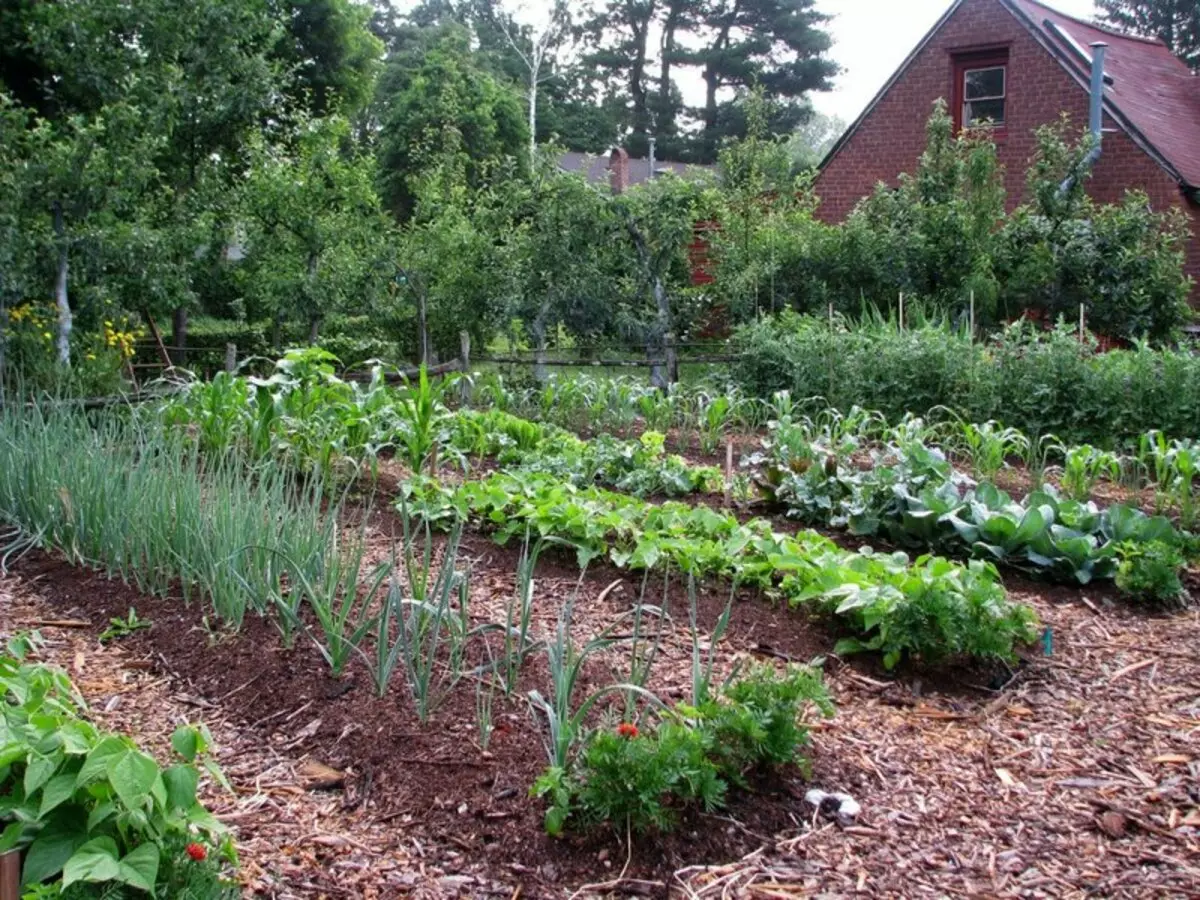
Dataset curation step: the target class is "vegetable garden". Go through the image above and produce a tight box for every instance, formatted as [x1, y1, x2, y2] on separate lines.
[0, 352, 1197, 897]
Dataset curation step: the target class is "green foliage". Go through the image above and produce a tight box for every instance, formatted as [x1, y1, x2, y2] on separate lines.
[0, 404, 334, 632]
[717, 104, 1191, 343]
[1096, 0, 1200, 70]
[533, 664, 833, 836]
[1114, 540, 1189, 608]
[376, 29, 527, 221]
[759, 412, 1188, 586]
[732, 313, 1200, 447]
[0, 645, 233, 896]
[404, 469, 1040, 667]
[97, 610, 150, 645]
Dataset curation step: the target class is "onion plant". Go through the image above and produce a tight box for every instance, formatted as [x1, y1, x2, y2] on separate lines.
[528, 575, 663, 771]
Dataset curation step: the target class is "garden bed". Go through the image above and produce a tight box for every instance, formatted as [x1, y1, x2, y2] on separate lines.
[2, 525, 1197, 897]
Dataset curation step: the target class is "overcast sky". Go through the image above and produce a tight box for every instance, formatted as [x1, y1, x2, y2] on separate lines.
[812, 0, 1100, 120]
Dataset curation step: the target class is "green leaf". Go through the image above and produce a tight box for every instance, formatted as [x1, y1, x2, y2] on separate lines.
[76, 736, 127, 788]
[170, 726, 201, 763]
[116, 842, 160, 892]
[107, 749, 160, 808]
[38, 772, 80, 818]
[162, 764, 198, 811]
[22, 809, 89, 885]
[23, 753, 56, 796]
[0, 821, 24, 853]
[62, 836, 121, 887]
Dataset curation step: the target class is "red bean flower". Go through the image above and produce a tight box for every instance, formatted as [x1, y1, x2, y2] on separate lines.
[186, 842, 207, 862]
[616, 722, 639, 739]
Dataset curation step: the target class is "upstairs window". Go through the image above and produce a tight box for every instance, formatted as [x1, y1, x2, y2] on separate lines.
[952, 50, 1009, 132]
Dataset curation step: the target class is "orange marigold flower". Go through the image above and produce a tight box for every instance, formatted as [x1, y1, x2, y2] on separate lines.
[616, 722, 639, 739]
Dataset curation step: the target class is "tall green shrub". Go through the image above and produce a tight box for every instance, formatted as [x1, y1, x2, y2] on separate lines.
[732, 312, 1200, 445]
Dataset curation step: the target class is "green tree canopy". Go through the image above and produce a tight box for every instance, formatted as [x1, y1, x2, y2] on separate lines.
[375, 29, 527, 220]
[1097, 0, 1200, 69]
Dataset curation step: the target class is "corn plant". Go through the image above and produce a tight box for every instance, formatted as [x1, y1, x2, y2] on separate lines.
[697, 394, 732, 456]
[394, 365, 451, 474]
[1058, 445, 1122, 502]
[949, 419, 1030, 481]
[1020, 433, 1064, 490]
[1166, 440, 1200, 529]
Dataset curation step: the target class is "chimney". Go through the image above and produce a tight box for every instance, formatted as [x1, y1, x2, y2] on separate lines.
[608, 147, 630, 194]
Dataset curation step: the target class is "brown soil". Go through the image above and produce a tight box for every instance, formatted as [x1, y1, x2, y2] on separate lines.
[2, 427, 1198, 899]
[2, 533, 838, 898]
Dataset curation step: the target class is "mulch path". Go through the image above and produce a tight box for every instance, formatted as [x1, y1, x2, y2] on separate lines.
[1, 518, 1197, 897]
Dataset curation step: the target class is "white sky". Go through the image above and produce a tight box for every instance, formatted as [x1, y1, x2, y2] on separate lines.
[812, 0, 1099, 120]
[389, 0, 1102, 127]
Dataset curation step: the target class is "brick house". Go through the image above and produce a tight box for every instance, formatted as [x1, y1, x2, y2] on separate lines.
[813, 0, 1200, 301]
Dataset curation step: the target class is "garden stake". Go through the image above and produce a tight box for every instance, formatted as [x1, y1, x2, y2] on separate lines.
[724, 437, 734, 505]
[0, 849, 18, 900]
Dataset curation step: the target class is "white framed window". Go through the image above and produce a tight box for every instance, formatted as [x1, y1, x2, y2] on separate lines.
[962, 65, 1007, 127]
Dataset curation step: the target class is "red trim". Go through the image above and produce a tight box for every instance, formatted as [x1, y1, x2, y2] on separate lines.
[951, 48, 1010, 137]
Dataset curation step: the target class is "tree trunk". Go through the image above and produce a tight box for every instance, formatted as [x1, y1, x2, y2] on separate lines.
[532, 314, 549, 383]
[52, 201, 71, 366]
[628, 0, 656, 152]
[658, 2, 684, 138]
[416, 288, 429, 366]
[528, 63, 539, 166]
[650, 274, 675, 389]
[271, 315, 283, 351]
[308, 315, 322, 344]
[171, 306, 189, 366]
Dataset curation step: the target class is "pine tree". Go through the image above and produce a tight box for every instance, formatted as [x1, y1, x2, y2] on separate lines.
[1096, 0, 1200, 69]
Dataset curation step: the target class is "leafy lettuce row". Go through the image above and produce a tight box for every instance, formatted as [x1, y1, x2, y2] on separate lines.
[402, 471, 1040, 670]
[449, 408, 722, 497]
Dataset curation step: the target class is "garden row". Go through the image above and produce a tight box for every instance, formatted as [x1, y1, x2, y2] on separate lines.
[158, 353, 1197, 600]
[0, 404, 838, 845]
[731, 314, 1200, 447]
[755, 399, 1194, 603]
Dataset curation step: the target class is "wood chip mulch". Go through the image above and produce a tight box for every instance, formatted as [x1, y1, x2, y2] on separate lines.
[1, 560, 1198, 898]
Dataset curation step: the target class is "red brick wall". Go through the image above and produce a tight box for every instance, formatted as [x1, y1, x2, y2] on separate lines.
[813, 0, 1200, 300]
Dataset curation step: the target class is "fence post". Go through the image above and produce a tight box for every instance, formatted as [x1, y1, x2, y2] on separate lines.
[898, 293, 905, 333]
[459, 331, 472, 405]
[1079, 303, 1086, 342]
[224, 343, 237, 374]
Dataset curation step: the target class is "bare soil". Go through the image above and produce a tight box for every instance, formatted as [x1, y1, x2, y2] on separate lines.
[1, 492, 1197, 897]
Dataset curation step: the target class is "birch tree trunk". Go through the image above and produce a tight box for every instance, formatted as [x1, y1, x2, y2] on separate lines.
[52, 201, 71, 366]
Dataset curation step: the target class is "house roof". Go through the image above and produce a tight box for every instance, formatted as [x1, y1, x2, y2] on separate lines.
[557, 151, 711, 188]
[820, 0, 1200, 191]
[1007, 0, 1200, 189]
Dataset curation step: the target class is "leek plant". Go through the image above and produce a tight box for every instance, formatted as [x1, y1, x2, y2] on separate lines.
[0, 404, 331, 631]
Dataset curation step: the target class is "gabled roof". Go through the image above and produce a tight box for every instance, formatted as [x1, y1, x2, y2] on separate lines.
[1008, 0, 1200, 189]
[820, 0, 1200, 190]
[557, 151, 711, 188]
